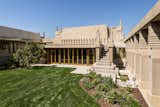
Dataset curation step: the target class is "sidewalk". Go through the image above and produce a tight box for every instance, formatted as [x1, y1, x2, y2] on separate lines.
[32, 64, 91, 74]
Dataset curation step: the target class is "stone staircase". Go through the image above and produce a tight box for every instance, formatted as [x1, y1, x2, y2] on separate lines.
[91, 49, 118, 81]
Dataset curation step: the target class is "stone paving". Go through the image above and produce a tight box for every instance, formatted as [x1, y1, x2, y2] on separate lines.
[32, 64, 91, 74]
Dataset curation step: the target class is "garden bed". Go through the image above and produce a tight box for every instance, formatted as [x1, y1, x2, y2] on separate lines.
[80, 72, 148, 107]
[133, 88, 149, 107]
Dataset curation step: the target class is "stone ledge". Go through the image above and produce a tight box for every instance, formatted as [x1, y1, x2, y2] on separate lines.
[139, 87, 160, 107]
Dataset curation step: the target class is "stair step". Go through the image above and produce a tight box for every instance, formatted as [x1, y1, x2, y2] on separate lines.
[96, 63, 111, 66]
[91, 49, 116, 81]
[100, 59, 110, 61]
[93, 67, 114, 71]
[98, 61, 111, 63]
[93, 69, 115, 73]
[96, 61, 111, 64]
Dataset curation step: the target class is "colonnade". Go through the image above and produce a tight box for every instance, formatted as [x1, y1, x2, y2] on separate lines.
[46, 48, 96, 65]
[125, 22, 160, 107]
[0, 40, 24, 56]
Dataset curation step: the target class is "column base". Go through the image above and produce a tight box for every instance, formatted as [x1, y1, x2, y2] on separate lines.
[139, 80, 151, 89]
[152, 89, 160, 96]
[147, 90, 160, 107]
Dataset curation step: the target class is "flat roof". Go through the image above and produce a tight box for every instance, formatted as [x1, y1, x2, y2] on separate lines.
[0, 26, 41, 42]
[125, 1, 160, 41]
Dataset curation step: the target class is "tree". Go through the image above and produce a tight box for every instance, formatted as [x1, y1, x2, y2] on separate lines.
[13, 42, 46, 68]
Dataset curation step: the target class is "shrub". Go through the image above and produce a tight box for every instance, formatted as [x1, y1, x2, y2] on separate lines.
[103, 77, 116, 88]
[82, 77, 94, 90]
[91, 77, 102, 86]
[94, 91, 105, 100]
[96, 83, 106, 91]
[118, 87, 133, 95]
[106, 89, 121, 104]
[13, 42, 46, 68]
[106, 89, 140, 107]
[123, 95, 140, 107]
[86, 71, 97, 79]
[94, 77, 116, 93]
[119, 94, 140, 107]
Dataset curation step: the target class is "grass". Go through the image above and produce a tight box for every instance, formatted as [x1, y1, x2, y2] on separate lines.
[0, 66, 100, 107]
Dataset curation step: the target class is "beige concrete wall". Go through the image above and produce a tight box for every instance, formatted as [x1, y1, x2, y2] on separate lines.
[125, 1, 160, 106]
[125, 21, 160, 107]
[152, 58, 160, 95]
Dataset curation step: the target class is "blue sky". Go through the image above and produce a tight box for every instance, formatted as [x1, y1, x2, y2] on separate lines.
[0, 0, 157, 38]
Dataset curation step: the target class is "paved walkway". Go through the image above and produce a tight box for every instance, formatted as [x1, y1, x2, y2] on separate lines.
[32, 64, 91, 75]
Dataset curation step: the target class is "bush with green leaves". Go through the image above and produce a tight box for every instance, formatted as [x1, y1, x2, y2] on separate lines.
[103, 77, 116, 89]
[94, 90, 105, 100]
[106, 89, 121, 104]
[86, 71, 97, 79]
[95, 82, 114, 93]
[91, 76, 102, 86]
[82, 72, 141, 107]
[106, 89, 140, 107]
[126, 87, 134, 93]
[122, 95, 140, 107]
[13, 42, 46, 68]
[82, 77, 94, 90]
[95, 83, 106, 91]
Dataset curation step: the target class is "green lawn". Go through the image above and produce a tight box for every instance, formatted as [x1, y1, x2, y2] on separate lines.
[0, 66, 99, 107]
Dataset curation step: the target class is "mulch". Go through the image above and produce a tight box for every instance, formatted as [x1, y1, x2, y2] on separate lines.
[133, 88, 149, 107]
[80, 79, 149, 107]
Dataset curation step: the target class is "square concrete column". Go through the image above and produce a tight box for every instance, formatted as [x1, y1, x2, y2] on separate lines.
[86, 49, 89, 65]
[63, 49, 65, 63]
[81, 48, 83, 64]
[58, 49, 61, 63]
[9, 41, 13, 54]
[92, 48, 95, 64]
[77, 48, 79, 64]
[108, 47, 114, 62]
[133, 53, 136, 77]
[14, 42, 17, 52]
[72, 48, 74, 64]
[151, 58, 160, 95]
[96, 48, 100, 61]
[148, 22, 160, 96]
[46, 49, 49, 64]
[50, 49, 53, 64]
[139, 55, 151, 89]
[136, 54, 141, 82]
[68, 48, 70, 64]
[54, 49, 56, 63]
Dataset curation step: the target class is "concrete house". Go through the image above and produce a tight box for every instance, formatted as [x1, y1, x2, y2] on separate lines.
[0, 26, 41, 66]
[43, 24, 124, 65]
[125, 1, 160, 107]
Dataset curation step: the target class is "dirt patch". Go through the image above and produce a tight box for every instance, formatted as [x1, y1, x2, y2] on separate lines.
[133, 88, 149, 107]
